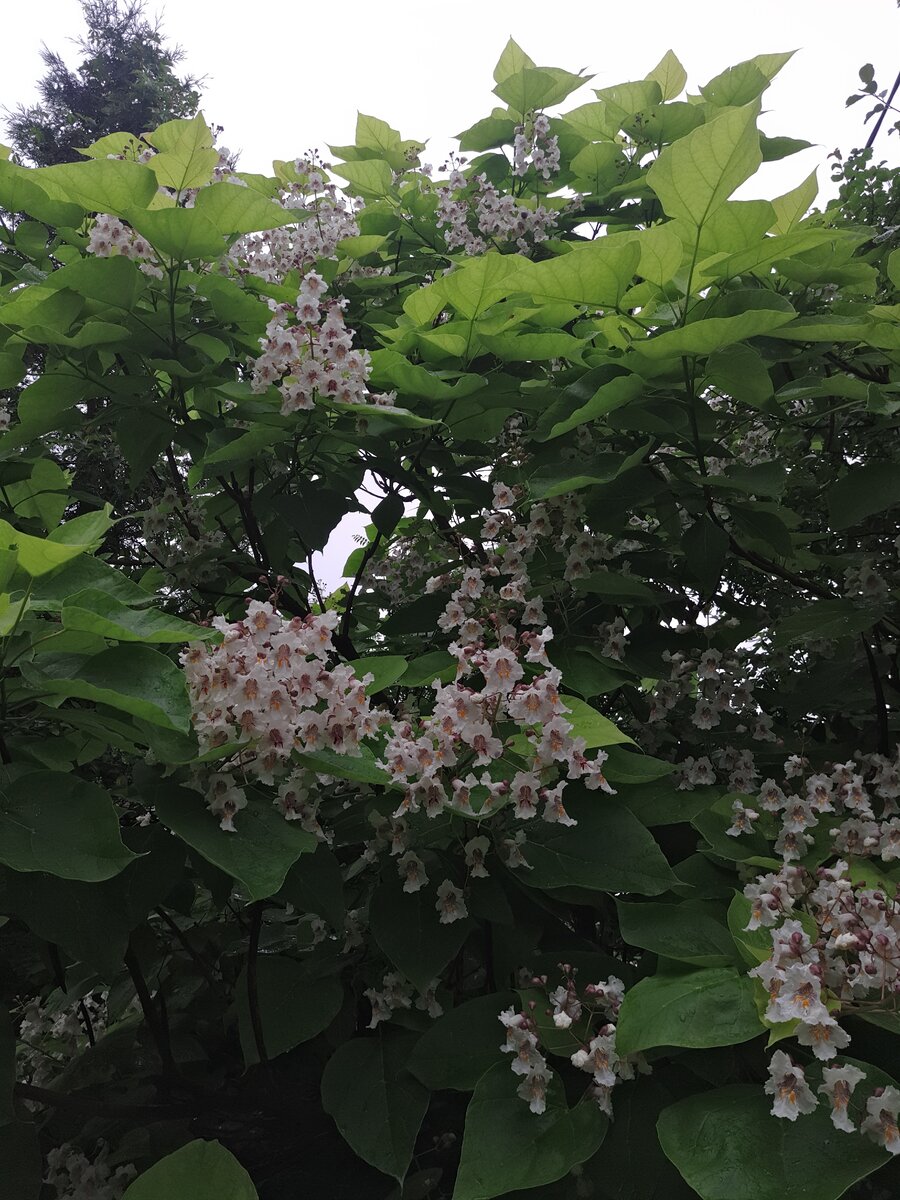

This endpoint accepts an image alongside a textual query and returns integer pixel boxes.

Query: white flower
[796,1020,851,1061]
[861,1085,900,1154]
[770,964,831,1026]
[435,879,468,924]
[516,1065,552,1114]
[764,1050,818,1120]
[398,851,428,894]
[819,1063,866,1132]
[571,1033,618,1087]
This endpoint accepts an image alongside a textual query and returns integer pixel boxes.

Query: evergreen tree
[4,0,200,166]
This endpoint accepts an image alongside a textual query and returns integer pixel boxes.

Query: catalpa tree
[0,38,898,1200]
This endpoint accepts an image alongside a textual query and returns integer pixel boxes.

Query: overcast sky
[4,1,899,585]
[6,0,899,181]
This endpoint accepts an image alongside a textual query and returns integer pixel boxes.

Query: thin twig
[124,940,175,1076]
[155,907,221,992]
[246,902,269,1067]
[861,635,891,756]
[866,69,900,150]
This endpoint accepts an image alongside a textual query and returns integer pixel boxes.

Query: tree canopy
[5,0,200,167]
[0,35,898,1200]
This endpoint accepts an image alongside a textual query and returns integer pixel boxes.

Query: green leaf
[0,828,185,977]
[636,308,795,361]
[494,66,587,115]
[321,1033,428,1183]
[295,746,394,786]
[331,159,394,197]
[144,114,219,192]
[0,1122,41,1200]
[493,38,536,83]
[522,790,676,896]
[572,570,659,604]
[582,1077,695,1200]
[726,892,817,967]
[700,52,795,108]
[773,598,878,647]
[355,112,401,152]
[370,869,473,992]
[559,696,636,747]
[480,331,587,363]
[34,158,158,214]
[705,343,774,410]
[30,555,153,613]
[277,844,345,930]
[0,771,135,881]
[371,493,405,537]
[730,503,793,558]
[408,992,517,1091]
[827,460,900,530]
[657,1082,889,1200]
[62,589,210,643]
[152,782,315,901]
[0,159,84,226]
[236,956,343,1064]
[770,169,818,234]
[127,206,226,260]
[617,900,738,967]
[457,116,518,152]
[546,374,643,439]
[506,241,641,308]
[193,183,292,236]
[368,350,486,401]
[452,1063,607,1200]
[615,967,762,1054]
[6,458,69,532]
[347,654,408,693]
[401,651,457,687]
[647,104,762,227]
[48,506,115,547]
[270,485,354,553]
[0,519,87,578]
[47,256,148,313]
[646,50,688,100]
[24,645,192,733]
[602,747,675,785]
[122,1140,257,1200]
[682,516,729,594]
[336,233,387,257]
[570,142,622,193]
[440,253,524,320]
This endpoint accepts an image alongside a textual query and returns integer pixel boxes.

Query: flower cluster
[231,155,360,282]
[87,214,163,278]
[729,751,900,863]
[436,167,558,255]
[766,1050,900,1154]
[44,1142,136,1200]
[745,857,900,1008]
[647,645,774,738]
[381,501,618,846]
[512,113,561,179]
[499,968,642,1116]
[181,600,385,829]
[249,271,395,414]
[142,486,224,585]
[740,856,900,1152]
[364,971,442,1028]
[17,991,107,1090]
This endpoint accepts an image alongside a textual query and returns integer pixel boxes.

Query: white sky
[3,0,899,586]
[5,0,899,182]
